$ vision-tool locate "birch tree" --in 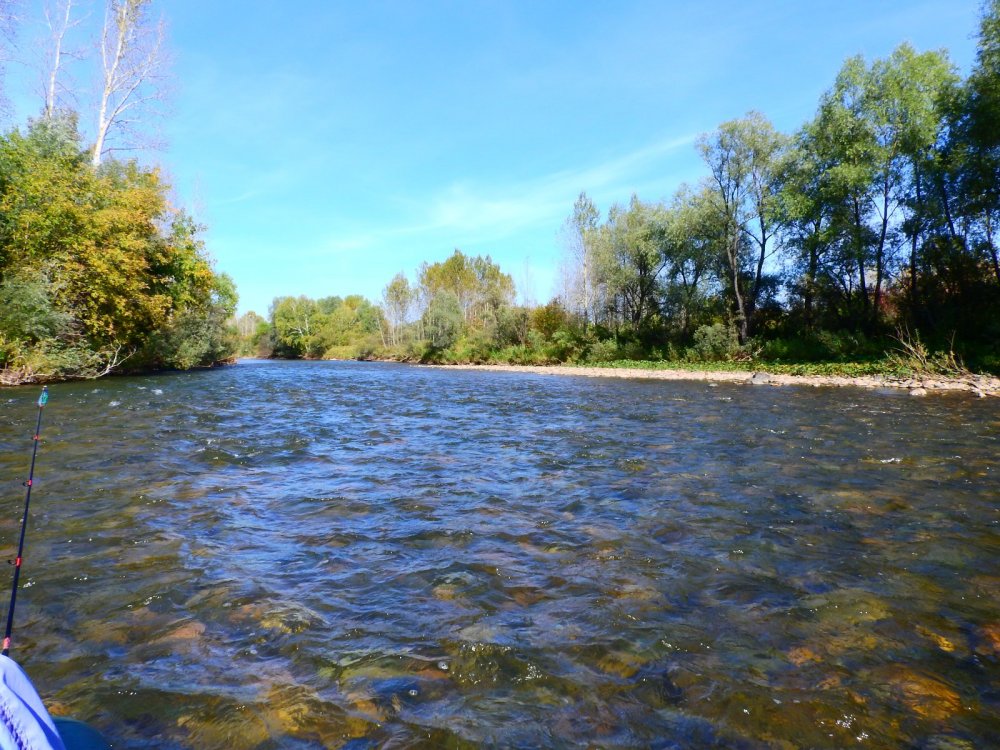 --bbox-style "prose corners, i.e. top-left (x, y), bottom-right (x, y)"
top-left (381, 272), bottom-right (414, 347)
top-left (0, 0), bottom-right (18, 112)
top-left (41, 0), bottom-right (83, 119)
top-left (92, 0), bottom-right (166, 166)
top-left (560, 192), bottom-right (600, 327)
